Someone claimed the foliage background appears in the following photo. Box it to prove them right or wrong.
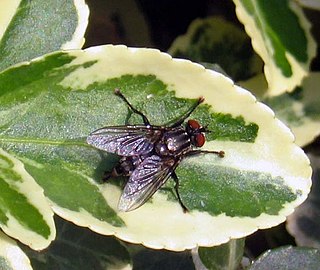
[0,0,319,269]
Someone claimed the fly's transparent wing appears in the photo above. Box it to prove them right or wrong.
[87,126,161,156]
[118,155,179,211]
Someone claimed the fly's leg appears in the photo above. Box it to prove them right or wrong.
[102,171,114,181]
[171,171,189,213]
[102,156,137,182]
[114,88,151,126]
[186,149,225,158]
[169,97,204,128]
[170,150,223,213]
[102,165,123,182]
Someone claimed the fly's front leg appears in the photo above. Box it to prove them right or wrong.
[169,97,204,128]
[114,88,151,126]
[171,171,189,213]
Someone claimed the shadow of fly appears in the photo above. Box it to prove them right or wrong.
[87,89,224,212]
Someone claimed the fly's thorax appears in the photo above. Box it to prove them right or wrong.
[146,128,162,143]
[155,128,191,156]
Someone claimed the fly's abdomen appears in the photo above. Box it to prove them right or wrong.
[114,155,145,176]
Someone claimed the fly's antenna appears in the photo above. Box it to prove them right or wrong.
[114,89,151,126]
[170,96,205,128]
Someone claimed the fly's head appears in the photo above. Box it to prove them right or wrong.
[186,119,207,148]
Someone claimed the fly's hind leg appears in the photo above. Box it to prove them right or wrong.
[102,171,114,182]
[102,164,123,182]
[114,88,151,126]
[186,149,225,158]
[102,156,136,182]
[171,171,189,213]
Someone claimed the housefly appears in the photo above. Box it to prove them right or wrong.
[87,89,224,212]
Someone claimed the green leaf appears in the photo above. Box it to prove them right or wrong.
[233,0,316,95]
[168,16,263,81]
[0,148,55,250]
[0,45,311,250]
[23,216,132,270]
[196,239,245,270]
[249,246,320,270]
[0,231,33,270]
[0,0,89,72]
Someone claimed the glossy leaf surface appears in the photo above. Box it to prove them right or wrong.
[0,45,311,250]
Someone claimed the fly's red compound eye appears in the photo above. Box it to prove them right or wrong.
[195,133,205,147]
[188,119,201,130]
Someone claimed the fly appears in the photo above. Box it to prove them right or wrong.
[87,89,224,212]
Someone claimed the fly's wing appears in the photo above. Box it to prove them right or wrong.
[87,126,161,156]
[118,155,179,211]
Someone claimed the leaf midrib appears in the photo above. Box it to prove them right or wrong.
[0,136,88,147]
